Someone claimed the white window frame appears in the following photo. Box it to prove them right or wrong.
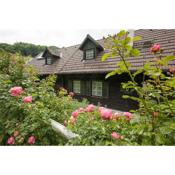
[85,49,94,59]
[92,81,102,97]
[73,80,81,94]
[47,57,52,65]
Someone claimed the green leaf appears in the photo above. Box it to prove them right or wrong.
[101,53,111,62]
[130,49,140,57]
[117,30,126,38]
[105,69,119,79]
[165,77,175,88]
[159,55,175,66]
[132,36,142,42]
[122,95,141,102]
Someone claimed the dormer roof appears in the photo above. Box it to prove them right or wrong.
[79,34,104,51]
[42,46,60,57]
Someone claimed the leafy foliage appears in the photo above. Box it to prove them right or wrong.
[100,30,175,145]
[0,50,87,145]
[0,42,46,57]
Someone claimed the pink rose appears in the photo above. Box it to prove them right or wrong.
[69,92,75,97]
[99,107,105,112]
[13,131,19,137]
[111,132,121,139]
[9,86,23,97]
[28,136,35,145]
[100,108,113,120]
[112,112,120,120]
[78,107,85,113]
[169,67,175,74]
[23,96,32,103]
[86,104,95,112]
[72,110,79,119]
[150,44,160,53]
[123,112,133,121]
[7,136,15,145]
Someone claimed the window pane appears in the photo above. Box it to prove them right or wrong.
[86,49,94,59]
[92,81,102,97]
[47,57,52,64]
[73,80,81,94]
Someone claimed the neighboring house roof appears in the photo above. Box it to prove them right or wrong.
[29,29,175,75]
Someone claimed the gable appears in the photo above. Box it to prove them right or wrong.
[79,34,104,51]
[80,38,97,50]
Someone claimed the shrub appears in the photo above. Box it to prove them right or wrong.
[0,50,87,145]
[101,30,175,145]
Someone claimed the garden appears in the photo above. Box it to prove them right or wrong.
[0,30,175,145]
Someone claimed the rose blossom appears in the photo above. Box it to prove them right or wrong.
[112,112,120,120]
[72,110,79,119]
[69,92,75,97]
[123,112,133,121]
[111,132,121,140]
[86,104,95,112]
[13,131,19,137]
[28,136,36,145]
[23,96,32,103]
[169,67,175,74]
[100,108,113,120]
[78,107,85,113]
[7,136,15,145]
[99,107,105,112]
[9,86,23,96]
[150,44,160,53]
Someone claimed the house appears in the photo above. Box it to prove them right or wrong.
[29,29,175,111]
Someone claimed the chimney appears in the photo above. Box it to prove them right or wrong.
[128,29,135,47]
[60,52,63,58]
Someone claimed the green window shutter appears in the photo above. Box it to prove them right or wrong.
[68,79,73,91]
[102,81,109,98]
[85,81,91,96]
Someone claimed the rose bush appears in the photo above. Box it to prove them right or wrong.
[1,30,175,146]
[66,105,140,146]
[101,30,175,145]
[0,51,88,145]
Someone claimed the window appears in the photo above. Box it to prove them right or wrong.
[92,81,102,97]
[85,49,94,59]
[73,80,81,94]
[47,57,52,65]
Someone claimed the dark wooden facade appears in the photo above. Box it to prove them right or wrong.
[29,30,175,111]
[56,73,138,111]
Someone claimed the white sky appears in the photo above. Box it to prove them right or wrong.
[0,29,118,47]
[0,0,174,47]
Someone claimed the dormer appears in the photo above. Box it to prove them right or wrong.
[79,34,104,60]
[42,46,60,65]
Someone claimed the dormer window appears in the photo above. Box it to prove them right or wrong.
[85,49,94,59]
[42,46,60,65]
[79,34,104,60]
[47,57,52,65]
